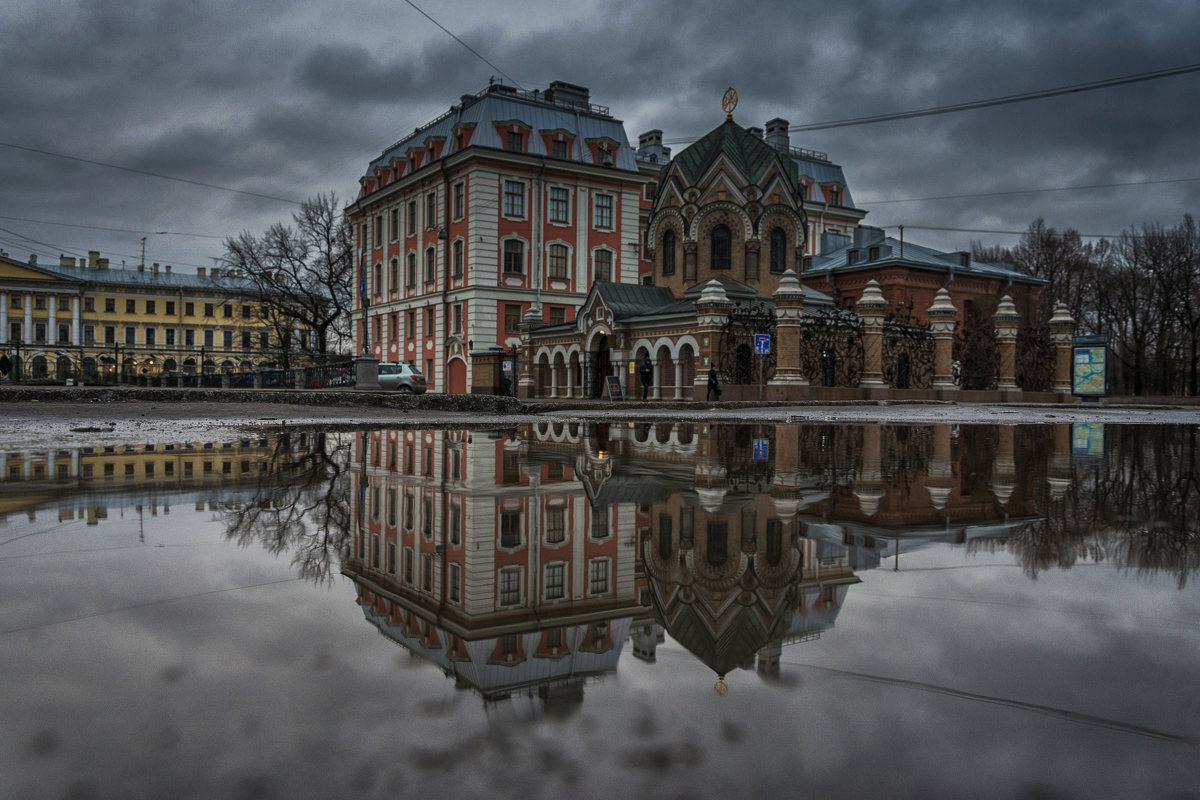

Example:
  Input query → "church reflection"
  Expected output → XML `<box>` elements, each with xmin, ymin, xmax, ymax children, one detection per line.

<box><xmin>341</xmin><ymin>419</ymin><xmax>1096</xmax><ymax>710</ymax></box>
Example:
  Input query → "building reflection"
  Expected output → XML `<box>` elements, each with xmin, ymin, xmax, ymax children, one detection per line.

<box><xmin>0</xmin><ymin>433</ymin><xmax>318</xmax><ymax>527</ymax></box>
<box><xmin>344</xmin><ymin>420</ymin><xmax>1068</xmax><ymax>708</ymax></box>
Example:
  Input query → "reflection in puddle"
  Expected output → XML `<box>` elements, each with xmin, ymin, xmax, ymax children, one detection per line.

<box><xmin>1</xmin><ymin>421</ymin><xmax>1198</xmax><ymax>795</ymax></box>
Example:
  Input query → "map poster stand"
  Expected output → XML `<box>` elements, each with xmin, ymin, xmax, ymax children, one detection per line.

<box><xmin>1072</xmin><ymin>336</ymin><xmax>1107</xmax><ymax>399</ymax></box>
<box><xmin>605</xmin><ymin>376</ymin><xmax>624</xmax><ymax>401</ymax></box>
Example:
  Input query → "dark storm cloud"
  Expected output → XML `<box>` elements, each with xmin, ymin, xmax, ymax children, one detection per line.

<box><xmin>1</xmin><ymin>0</ymin><xmax>1197</xmax><ymax>268</ymax></box>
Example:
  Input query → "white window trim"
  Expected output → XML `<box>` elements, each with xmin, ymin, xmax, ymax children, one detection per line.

<box><xmin>592</xmin><ymin>192</ymin><xmax>615</xmax><ymax>230</ymax></box>
<box><xmin>587</xmin><ymin>557</ymin><xmax>612</xmax><ymax>597</ymax></box>
<box><xmin>545</xmin><ymin>240</ymin><xmax>573</xmax><ymax>281</ymax></box>
<box><xmin>498</xmin><ymin>565</ymin><xmax>524</xmax><ymax>607</ymax></box>
<box><xmin>547</xmin><ymin>184</ymin><xmax>572</xmax><ymax>226</ymax></box>
<box><xmin>502</xmin><ymin>179</ymin><xmax>527</xmax><ymax>220</ymax></box>
<box><xmin>542</xmin><ymin>561</ymin><xmax>568</xmax><ymax>601</ymax></box>
<box><xmin>501</xmin><ymin>235</ymin><xmax>529</xmax><ymax>276</ymax></box>
<box><xmin>590</xmin><ymin>245</ymin><xmax>616</xmax><ymax>283</ymax></box>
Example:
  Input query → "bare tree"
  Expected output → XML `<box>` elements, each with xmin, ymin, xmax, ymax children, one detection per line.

<box><xmin>224</xmin><ymin>193</ymin><xmax>354</xmax><ymax>360</ymax></box>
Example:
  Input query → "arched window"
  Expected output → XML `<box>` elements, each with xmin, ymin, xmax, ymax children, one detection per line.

<box><xmin>770</xmin><ymin>227</ymin><xmax>787</xmax><ymax>273</ymax></box>
<box><xmin>662</xmin><ymin>230</ymin><xmax>676</xmax><ymax>275</ymax></box>
<box><xmin>711</xmin><ymin>224</ymin><xmax>731</xmax><ymax>270</ymax></box>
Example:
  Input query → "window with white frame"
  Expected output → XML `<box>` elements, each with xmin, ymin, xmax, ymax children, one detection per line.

<box><xmin>592</xmin><ymin>194</ymin><xmax>613</xmax><ymax>229</ymax></box>
<box><xmin>449</xmin><ymin>563</ymin><xmax>461</xmax><ymax>602</ymax></box>
<box><xmin>500</xmin><ymin>510</ymin><xmax>521</xmax><ymax>548</ymax></box>
<box><xmin>499</xmin><ymin>567</ymin><xmax>522</xmax><ymax>606</ymax></box>
<box><xmin>588</xmin><ymin>559</ymin><xmax>609</xmax><ymax>594</ymax></box>
<box><xmin>406</xmin><ymin>201</ymin><xmax>416</xmax><ymax>235</ymax></box>
<box><xmin>545</xmin><ymin>506</ymin><xmax>565</xmax><ymax>543</ymax></box>
<box><xmin>406</xmin><ymin>253</ymin><xmax>416</xmax><ymax>288</ymax></box>
<box><xmin>425</xmin><ymin>192</ymin><xmax>437</xmax><ymax>228</ymax></box>
<box><xmin>503</xmin><ymin>240</ymin><xmax>524</xmax><ymax>274</ymax></box>
<box><xmin>390</xmin><ymin>258</ymin><xmax>399</xmax><ymax>292</ymax></box>
<box><xmin>424</xmin><ymin>247</ymin><xmax>436</xmax><ymax>284</ymax></box>
<box><xmin>452</xmin><ymin>239</ymin><xmax>463</xmax><ymax>277</ymax></box>
<box><xmin>548</xmin><ymin>244</ymin><xmax>569</xmax><ymax>279</ymax></box>
<box><xmin>593</xmin><ymin>249</ymin><xmax>612</xmax><ymax>282</ymax></box>
<box><xmin>453</xmin><ymin>182</ymin><xmax>465</xmax><ymax>219</ymax></box>
<box><xmin>545</xmin><ymin>563</ymin><xmax>565</xmax><ymax>599</ymax></box>
<box><xmin>503</xmin><ymin>180</ymin><xmax>524</xmax><ymax>217</ymax></box>
<box><xmin>389</xmin><ymin>207</ymin><xmax>399</xmax><ymax>242</ymax></box>
<box><xmin>549</xmin><ymin>187</ymin><xmax>569</xmax><ymax>224</ymax></box>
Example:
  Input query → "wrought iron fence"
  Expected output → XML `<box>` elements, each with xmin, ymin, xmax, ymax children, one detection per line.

<box><xmin>717</xmin><ymin>301</ymin><xmax>776</xmax><ymax>385</ymax></box>
<box><xmin>1016</xmin><ymin>324</ymin><xmax>1054</xmax><ymax>391</ymax></box>
<box><xmin>797</xmin><ymin>308</ymin><xmax>863</xmax><ymax>387</ymax></box>
<box><xmin>883</xmin><ymin>314</ymin><xmax>934</xmax><ymax>390</ymax></box>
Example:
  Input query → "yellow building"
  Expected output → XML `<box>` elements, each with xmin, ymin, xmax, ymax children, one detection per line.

<box><xmin>0</xmin><ymin>250</ymin><xmax>311</xmax><ymax>382</ymax></box>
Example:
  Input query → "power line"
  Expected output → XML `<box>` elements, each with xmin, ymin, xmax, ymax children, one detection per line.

<box><xmin>0</xmin><ymin>214</ymin><xmax>226</xmax><ymax>239</ymax></box>
<box><xmin>0</xmin><ymin>140</ymin><xmax>303</xmax><ymax>205</ymax></box>
<box><xmin>660</xmin><ymin>61</ymin><xmax>1200</xmax><ymax>145</ymax></box>
<box><xmin>859</xmin><ymin>175</ymin><xmax>1200</xmax><ymax>205</ymax></box>
<box><xmin>401</xmin><ymin>0</ymin><xmax>521</xmax><ymax>89</ymax></box>
<box><xmin>870</xmin><ymin>223</ymin><xmax>1137</xmax><ymax>240</ymax></box>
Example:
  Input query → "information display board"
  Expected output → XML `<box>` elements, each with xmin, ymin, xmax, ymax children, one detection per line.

<box><xmin>605</xmin><ymin>376</ymin><xmax>624</xmax><ymax>401</ymax></box>
<box><xmin>1072</xmin><ymin>337</ymin><xmax>1108</xmax><ymax>396</ymax></box>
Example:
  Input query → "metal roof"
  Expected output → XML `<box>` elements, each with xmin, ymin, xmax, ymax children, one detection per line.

<box><xmin>671</xmin><ymin>120</ymin><xmax>800</xmax><ymax>188</ymax></box>
<box><xmin>809</xmin><ymin>235</ymin><xmax>1046</xmax><ymax>285</ymax></box>
<box><xmin>12</xmin><ymin>259</ymin><xmax>258</xmax><ymax>292</ymax></box>
<box><xmin>366</xmin><ymin>84</ymin><xmax>639</xmax><ymax>177</ymax></box>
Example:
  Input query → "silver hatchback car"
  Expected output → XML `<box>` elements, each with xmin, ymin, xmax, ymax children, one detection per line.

<box><xmin>377</xmin><ymin>362</ymin><xmax>427</xmax><ymax>393</ymax></box>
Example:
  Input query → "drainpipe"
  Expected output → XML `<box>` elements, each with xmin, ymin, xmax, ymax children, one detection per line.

<box><xmin>534</xmin><ymin>156</ymin><xmax>547</xmax><ymax>312</ymax></box>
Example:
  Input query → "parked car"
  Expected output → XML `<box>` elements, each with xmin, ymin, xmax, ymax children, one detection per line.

<box><xmin>377</xmin><ymin>362</ymin><xmax>426</xmax><ymax>393</ymax></box>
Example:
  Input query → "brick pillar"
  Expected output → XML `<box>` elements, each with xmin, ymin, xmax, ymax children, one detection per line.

<box><xmin>928</xmin><ymin>288</ymin><xmax>958</xmax><ymax>391</ymax></box>
<box><xmin>694</xmin><ymin>280</ymin><xmax>730</xmax><ymax>400</ymax></box>
<box><xmin>772</xmin><ymin>270</ymin><xmax>806</xmax><ymax>385</ymax></box>
<box><xmin>1048</xmin><ymin>302</ymin><xmax>1075</xmax><ymax>394</ymax></box>
<box><xmin>927</xmin><ymin>424</ymin><xmax>953</xmax><ymax>512</ymax></box>
<box><xmin>858</xmin><ymin>280</ymin><xmax>887</xmax><ymax>388</ymax></box>
<box><xmin>993</xmin><ymin>295</ymin><xmax>1020</xmax><ymax>391</ymax></box>
<box><xmin>855</xmin><ymin>425</ymin><xmax>885</xmax><ymax>517</ymax></box>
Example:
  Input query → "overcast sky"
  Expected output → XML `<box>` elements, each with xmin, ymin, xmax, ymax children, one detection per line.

<box><xmin>2</xmin><ymin>0</ymin><xmax>1198</xmax><ymax>274</ymax></box>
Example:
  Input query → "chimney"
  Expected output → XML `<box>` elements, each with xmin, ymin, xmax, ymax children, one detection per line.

<box><xmin>165</xmin><ymin>265</ymin><xmax>172</xmax><ymax>273</ymax></box>
<box><xmin>137</xmin><ymin>263</ymin><xmax>144</xmax><ymax>272</ymax></box>
<box><xmin>197</xmin><ymin>267</ymin><xmax>206</xmax><ymax>277</ymax></box>
<box><xmin>88</xmin><ymin>250</ymin><xmax>100</xmax><ymax>269</ymax></box>
<box><xmin>820</xmin><ymin>230</ymin><xmax>851</xmax><ymax>255</ymax></box>
<box><xmin>543</xmin><ymin>80</ymin><xmax>590</xmax><ymax>109</ymax></box>
<box><xmin>637</xmin><ymin>129</ymin><xmax>670</xmax><ymax>163</ymax></box>
<box><xmin>152</xmin><ymin>263</ymin><xmax>160</xmax><ymax>273</ymax></box>
<box><xmin>28</xmin><ymin>254</ymin><xmax>37</xmax><ymax>265</ymax></box>
<box><xmin>78</xmin><ymin>258</ymin><xmax>86</xmax><ymax>267</ymax></box>
<box><xmin>61</xmin><ymin>254</ymin><xmax>74</xmax><ymax>267</ymax></box>
<box><xmin>853</xmin><ymin>225</ymin><xmax>886</xmax><ymax>249</ymax></box>
<box><xmin>747</xmin><ymin>126</ymin><xmax>764</xmax><ymax>139</ymax></box>
<box><xmin>98</xmin><ymin>258</ymin><xmax>109</xmax><ymax>270</ymax></box>
<box><xmin>765</xmin><ymin>118</ymin><xmax>790</xmax><ymax>152</ymax></box>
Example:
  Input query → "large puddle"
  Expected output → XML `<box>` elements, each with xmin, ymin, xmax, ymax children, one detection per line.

<box><xmin>2</xmin><ymin>422</ymin><xmax>1198</xmax><ymax>798</ymax></box>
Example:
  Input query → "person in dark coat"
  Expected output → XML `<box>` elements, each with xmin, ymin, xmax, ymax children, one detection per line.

<box><xmin>638</xmin><ymin>357</ymin><xmax>653</xmax><ymax>400</ymax></box>
<box><xmin>707</xmin><ymin>365</ymin><xmax>721</xmax><ymax>401</ymax></box>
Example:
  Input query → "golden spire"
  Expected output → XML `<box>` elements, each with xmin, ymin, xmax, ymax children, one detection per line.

<box><xmin>722</xmin><ymin>87</ymin><xmax>738</xmax><ymax>121</ymax></box>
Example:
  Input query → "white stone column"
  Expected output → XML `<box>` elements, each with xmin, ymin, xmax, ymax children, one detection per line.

<box><xmin>652</xmin><ymin>358</ymin><xmax>662</xmax><ymax>400</ymax></box>
<box><xmin>72</xmin><ymin>296</ymin><xmax>81</xmax><ymax>345</ymax></box>
<box><xmin>550</xmin><ymin>359</ymin><xmax>559</xmax><ymax>397</ymax></box>
<box><xmin>674</xmin><ymin>360</ymin><xmax>684</xmax><ymax>400</ymax></box>
<box><xmin>48</xmin><ymin>295</ymin><xmax>57</xmax><ymax>344</ymax></box>
<box><xmin>1</xmin><ymin>292</ymin><xmax>8</xmax><ymax>342</ymax></box>
<box><xmin>24</xmin><ymin>293</ymin><xmax>33</xmax><ymax>343</ymax></box>
<box><xmin>565</xmin><ymin>359</ymin><xmax>574</xmax><ymax>397</ymax></box>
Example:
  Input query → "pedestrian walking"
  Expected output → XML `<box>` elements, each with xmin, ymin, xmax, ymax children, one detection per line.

<box><xmin>706</xmin><ymin>365</ymin><xmax>721</xmax><ymax>401</ymax></box>
<box><xmin>638</xmin><ymin>356</ymin><xmax>654</xmax><ymax>401</ymax></box>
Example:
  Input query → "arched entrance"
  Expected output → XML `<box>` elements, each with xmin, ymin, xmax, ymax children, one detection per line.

<box><xmin>589</xmin><ymin>334</ymin><xmax>610</xmax><ymax>398</ymax></box>
<box><xmin>447</xmin><ymin>358</ymin><xmax>466</xmax><ymax>394</ymax></box>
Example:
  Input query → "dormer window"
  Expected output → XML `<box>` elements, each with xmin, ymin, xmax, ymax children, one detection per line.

<box><xmin>868</xmin><ymin>245</ymin><xmax>880</xmax><ymax>261</ymax></box>
<box><xmin>552</xmin><ymin>139</ymin><xmax>568</xmax><ymax>159</ymax></box>
<box><xmin>599</xmin><ymin>145</ymin><xmax>613</xmax><ymax>166</ymax></box>
<box><xmin>506</xmin><ymin>131</ymin><xmax>524</xmax><ymax>152</ymax></box>
<box><xmin>848</xmin><ymin>249</ymin><xmax>859</xmax><ymax>266</ymax></box>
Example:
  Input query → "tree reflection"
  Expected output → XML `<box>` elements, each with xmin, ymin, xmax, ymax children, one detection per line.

<box><xmin>1008</xmin><ymin>426</ymin><xmax>1200</xmax><ymax>587</ymax></box>
<box><xmin>221</xmin><ymin>431</ymin><xmax>352</xmax><ymax>584</ymax></box>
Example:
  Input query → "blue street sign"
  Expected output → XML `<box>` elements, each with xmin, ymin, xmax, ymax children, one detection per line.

<box><xmin>752</xmin><ymin>439</ymin><xmax>769</xmax><ymax>461</ymax></box>
<box><xmin>754</xmin><ymin>334</ymin><xmax>771</xmax><ymax>354</ymax></box>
